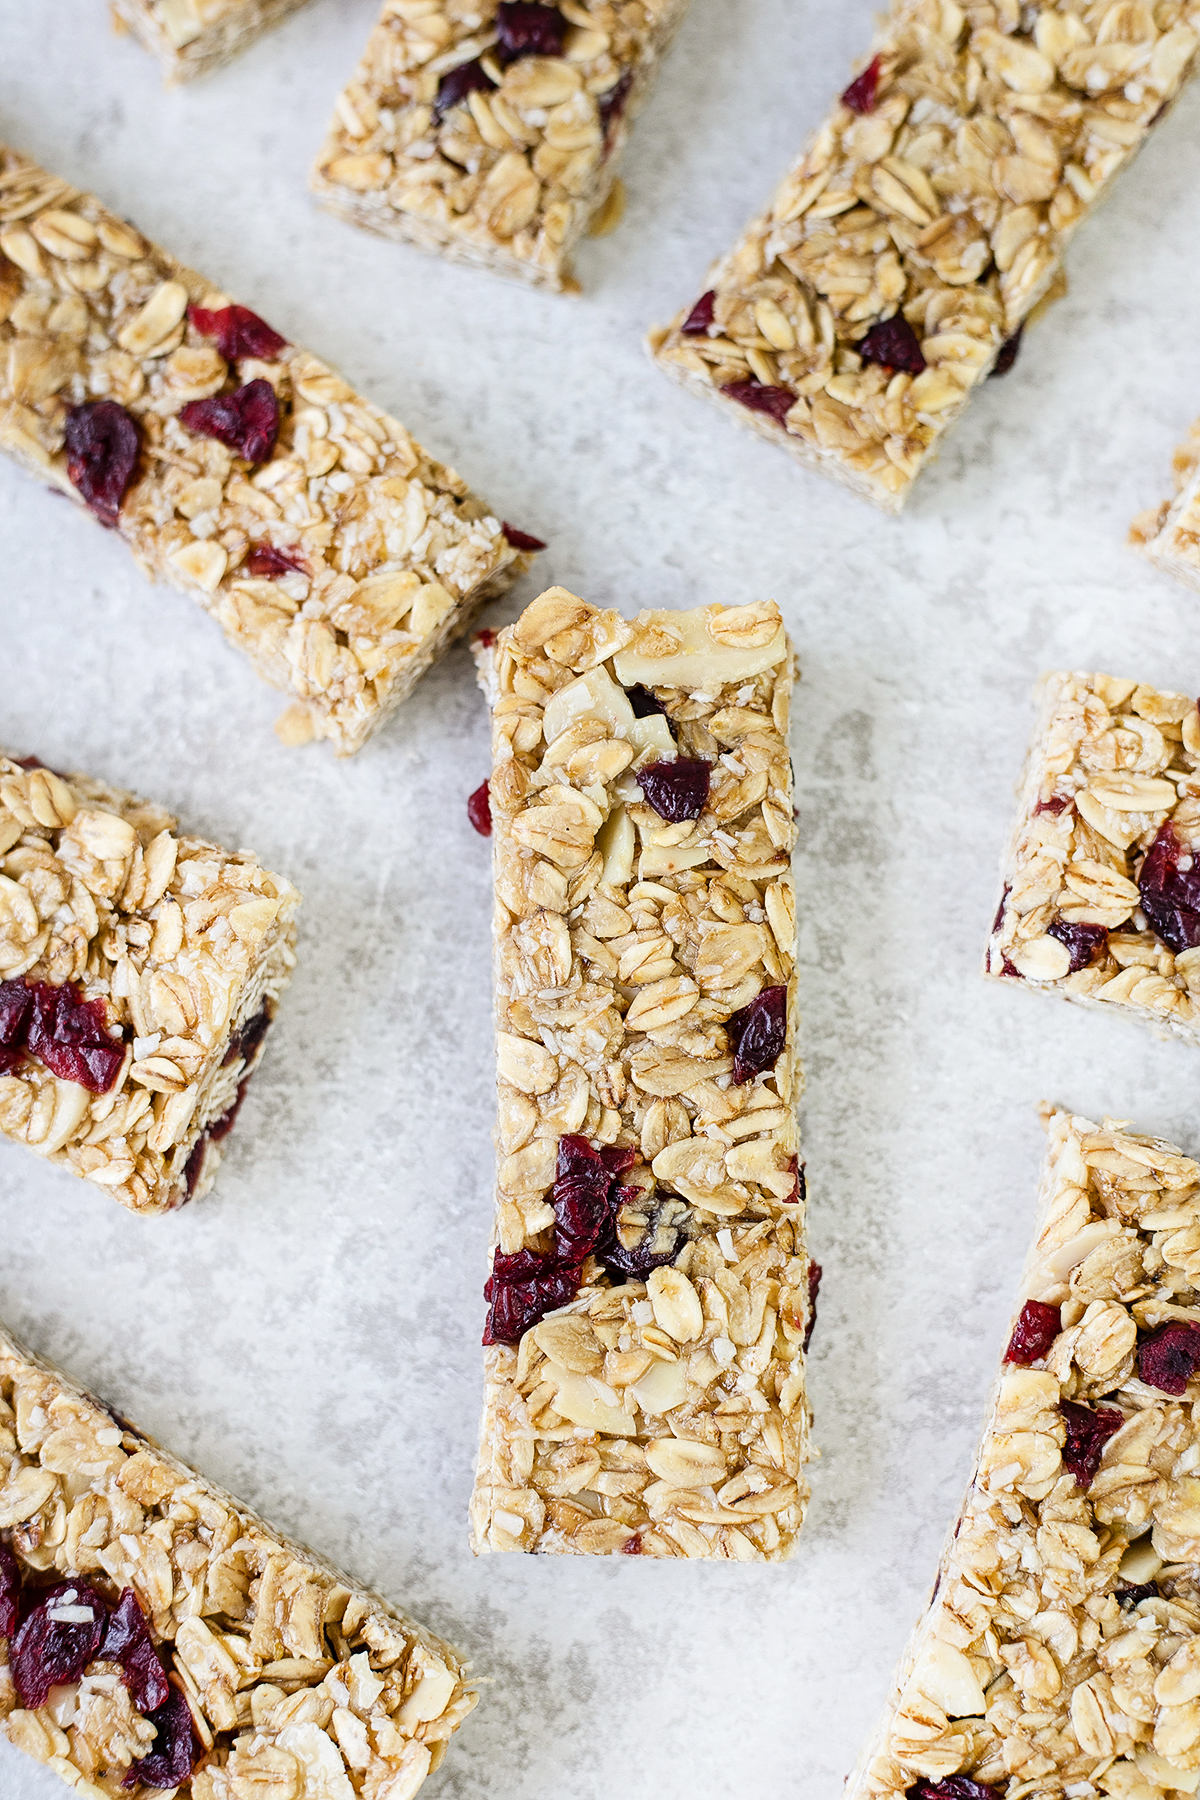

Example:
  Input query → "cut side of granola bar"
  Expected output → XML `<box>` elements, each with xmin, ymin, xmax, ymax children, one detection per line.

<box><xmin>310</xmin><ymin>0</ymin><xmax>693</xmax><ymax>293</ymax></box>
<box><xmin>111</xmin><ymin>0</ymin><xmax>314</xmax><ymax>83</ymax></box>
<box><xmin>650</xmin><ymin>1</ymin><xmax>1200</xmax><ymax>513</ymax></box>
<box><xmin>985</xmin><ymin>673</ymin><xmax>1200</xmax><ymax>1048</ymax></box>
<box><xmin>0</xmin><ymin>1323</ymin><xmax>476</xmax><ymax>1798</ymax></box>
<box><xmin>470</xmin><ymin>589</ymin><xmax>813</xmax><ymax>1560</ymax></box>
<box><xmin>846</xmin><ymin>1109</ymin><xmax>1200</xmax><ymax>1800</ymax></box>
<box><xmin>1133</xmin><ymin>416</ymin><xmax>1200</xmax><ymax>596</ymax></box>
<box><xmin>0</xmin><ymin>144</ymin><xmax>537</xmax><ymax>755</ymax></box>
<box><xmin>0</xmin><ymin>750</ymin><xmax>299</xmax><ymax>1216</ymax></box>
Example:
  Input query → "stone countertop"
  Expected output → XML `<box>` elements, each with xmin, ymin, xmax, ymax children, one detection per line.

<box><xmin>3</xmin><ymin>1</ymin><xmax>1200</xmax><ymax>1796</ymax></box>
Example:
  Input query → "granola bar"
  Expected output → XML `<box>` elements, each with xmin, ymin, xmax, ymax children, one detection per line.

<box><xmin>469</xmin><ymin>589</ymin><xmax>813</xmax><ymax>1560</ymax></box>
<box><xmin>0</xmin><ymin>146</ymin><xmax>536</xmax><ymax>757</ymax></box>
<box><xmin>310</xmin><ymin>0</ymin><xmax>692</xmax><ymax>294</ymax></box>
<box><xmin>0</xmin><ymin>1321</ymin><xmax>476</xmax><ymax>1798</ymax></box>
<box><xmin>847</xmin><ymin>1108</ymin><xmax>1200</xmax><ymax>1800</ymax></box>
<box><xmin>111</xmin><ymin>0</ymin><xmax>313</xmax><ymax>83</ymax></box>
<box><xmin>985</xmin><ymin>671</ymin><xmax>1200</xmax><ymax>1047</ymax></box>
<box><xmin>0</xmin><ymin>748</ymin><xmax>298</xmax><ymax>1217</ymax></box>
<box><xmin>649</xmin><ymin>1</ymin><xmax>1200</xmax><ymax>514</ymax></box>
<box><xmin>1132</xmin><ymin>416</ymin><xmax>1200</xmax><ymax>595</ymax></box>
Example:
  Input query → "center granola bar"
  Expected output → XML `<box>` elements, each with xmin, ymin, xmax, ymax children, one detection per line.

<box><xmin>470</xmin><ymin>589</ymin><xmax>814</xmax><ymax>1560</ymax></box>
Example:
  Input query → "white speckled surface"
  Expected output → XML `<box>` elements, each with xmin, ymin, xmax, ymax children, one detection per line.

<box><xmin>3</xmin><ymin>3</ymin><xmax>1200</xmax><ymax>1796</ymax></box>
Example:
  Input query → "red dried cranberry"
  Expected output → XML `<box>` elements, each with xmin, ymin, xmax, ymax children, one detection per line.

<box><xmin>600</xmin><ymin>1186</ymin><xmax>683</xmax><ymax>1283</ymax></box>
<box><xmin>722</xmin><ymin>379</ymin><xmax>796</xmax><ymax>427</ymax></box>
<box><xmin>245</xmin><ymin>543</ymin><xmax>306</xmax><ymax>579</ymax></box>
<box><xmin>24</xmin><ymin>980</ymin><xmax>125</xmax><ymax>1092</ymax></box>
<box><xmin>1005</xmin><ymin>1299</ymin><xmax>1061</xmax><ymax>1365</ymax></box>
<box><xmin>1060</xmin><ymin>1399</ymin><xmax>1123</xmax><ymax>1489</ymax></box>
<box><xmin>1139</xmin><ymin>1321</ymin><xmax>1200</xmax><ymax>1396</ymax></box>
<box><xmin>804</xmin><ymin>1260</ymin><xmax>822</xmax><ymax>1352</ymax></box>
<box><xmin>124</xmin><ymin>1685</ymin><xmax>199</xmax><ymax>1790</ymax></box>
<box><xmin>222</xmin><ymin>1005</ymin><xmax>271</xmax><ymax>1069</ymax></box>
<box><xmin>626</xmin><ymin>684</ymin><xmax>666</xmax><ymax>720</ymax></box>
<box><xmin>434</xmin><ymin>56</ymin><xmax>497</xmax><ymax>120</ymax></box>
<box><xmin>0</xmin><ymin>1542</ymin><xmax>20</xmax><ymax>1639</ymax></box>
<box><xmin>65</xmin><ymin>401</ymin><xmax>141</xmax><ymax>528</ymax></box>
<box><xmin>990</xmin><ymin>885</ymin><xmax>1011</xmax><ymax>936</ymax></box>
<box><xmin>1117</xmin><ymin>1582</ymin><xmax>1158</xmax><ymax>1608</ymax></box>
<box><xmin>599</xmin><ymin>70</ymin><xmax>633</xmax><ymax>142</ymax></box>
<box><xmin>858</xmin><ymin>315</ymin><xmax>926</xmax><ymax>374</ymax></box>
<box><xmin>179</xmin><ymin>379</ymin><xmax>279</xmax><ymax>466</ymax></box>
<box><xmin>501</xmin><ymin>522</ymin><xmax>547</xmax><ymax>552</ymax></box>
<box><xmin>0</xmin><ymin>979</ymin><xmax>33</xmax><ymax>1076</ymax></box>
<box><xmin>681</xmin><ymin>291</ymin><xmax>716</xmax><ymax>336</ymax></box>
<box><xmin>990</xmin><ymin>327</ymin><xmax>1023</xmax><ymax>378</ymax></box>
<box><xmin>551</xmin><ymin>1136</ymin><xmax>633</xmax><ymax>1264</ymax></box>
<box><xmin>12</xmin><ymin>1582</ymin><xmax>108</xmax><ymax>1709</ymax></box>
<box><xmin>183</xmin><ymin>1133</ymin><xmax>207</xmax><ymax>1199</ymax></box>
<box><xmin>478</xmin><ymin>628</ymin><xmax>496</xmax><ymax>648</ymax></box>
<box><xmin>468</xmin><ymin>779</ymin><xmax>493</xmax><ymax>837</ymax></box>
<box><xmin>907</xmin><ymin>1781</ymin><xmax>1003</xmax><ymax>1800</ymax></box>
<box><xmin>727</xmin><ymin>985</ymin><xmax>787</xmax><ymax>1085</ymax></box>
<box><xmin>483</xmin><ymin>1248</ymin><xmax>581</xmax><ymax>1344</ymax></box>
<box><xmin>620</xmin><ymin>1533</ymin><xmax>644</xmax><ymax>1554</ymax></box>
<box><xmin>101</xmin><ymin>1589</ymin><xmax>169</xmax><ymax>1714</ymax></box>
<box><xmin>841</xmin><ymin>54</ymin><xmax>882</xmax><ymax>114</ymax></box>
<box><xmin>1047</xmin><ymin>919</ymin><xmax>1107</xmax><ymax>973</ymax></box>
<box><xmin>1035</xmin><ymin>795</ymin><xmax>1071</xmax><ymax>816</ymax></box>
<box><xmin>209</xmin><ymin>1073</ymin><xmax>251</xmax><ymax>1144</ymax></box>
<box><xmin>188</xmin><ymin>303</ymin><xmax>286</xmax><ymax>362</ymax></box>
<box><xmin>638</xmin><ymin>758</ymin><xmax>710</xmax><ymax>822</ymax></box>
<box><xmin>495</xmin><ymin>1</ymin><xmax>566</xmax><ymax>64</ymax></box>
<box><xmin>1000</xmin><ymin>957</ymin><xmax>1022</xmax><ymax>979</ymax></box>
<box><xmin>1139</xmin><ymin>822</ymin><xmax>1200</xmax><ymax>954</ymax></box>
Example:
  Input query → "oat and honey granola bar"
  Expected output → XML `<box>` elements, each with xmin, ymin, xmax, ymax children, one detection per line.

<box><xmin>470</xmin><ymin>589</ymin><xmax>814</xmax><ymax>1560</ymax></box>
<box><xmin>310</xmin><ymin>0</ymin><xmax>692</xmax><ymax>293</ymax></box>
<box><xmin>650</xmin><ymin>1</ymin><xmax>1200</xmax><ymax>514</ymax></box>
<box><xmin>1132</xmin><ymin>416</ymin><xmax>1200</xmax><ymax>596</ymax></box>
<box><xmin>0</xmin><ymin>1322</ymin><xmax>476</xmax><ymax>1799</ymax></box>
<box><xmin>985</xmin><ymin>672</ymin><xmax>1200</xmax><ymax>1047</ymax></box>
<box><xmin>0</xmin><ymin>749</ymin><xmax>298</xmax><ymax>1217</ymax></box>
<box><xmin>0</xmin><ymin>145</ymin><xmax>536</xmax><ymax>757</ymax></box>
<box><xmin>111</xmin><ymin>0</ymin><xmax>313</xmax><ymax>83</ymax></box>
<box><xmin>847</xmin><ymin>1108</ymin><xmax>1200</xmax><ymax>1800</ymax></box>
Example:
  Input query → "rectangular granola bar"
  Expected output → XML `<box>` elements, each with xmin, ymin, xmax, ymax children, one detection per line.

<box><xmin>985</xmin><ymin>671</ymin><xmax>1200</xmax><ymax>1046</ymax></box>
<box><xmin>0</xmin><ymin>145</ymin><xmax>535</xmax><ymax>756</ymax></box>
<box><xmin>0</xmin><ymin>1321</ymin><xmax>475</xmax><ymax>1798</ymax></box>
<box><xmin>310</xmin><ymin>0</ymin><xmax>692</xmax><ymax>293</ymax></box>
<box><xmin>0</xmin><ymin>748</ymin><xmax>298</xmax><ymax>1216</ymax></box>
<box><xmin>846</xmin><ymin>1108</ymin><xmax>1200</xmax><ymax>1800</ymax></box>
<box><xmin>470</xmin><ymin>588</ymin><xmax>813</xmax><ymax>1559</ymax></box>
<box><xmin>650</xmin><ymin>2</ymin><xmax>1200</xmax><ymax>514</ymax></box>
<box><xmin>111</xmin><ymin>0</ymin><xmax>313</xmax><ymax>83</ymax></box>
<box><xmin>1132</xmin><ymin>416</ymin><xmax>1200</xmax><ymax>594</ymax></box>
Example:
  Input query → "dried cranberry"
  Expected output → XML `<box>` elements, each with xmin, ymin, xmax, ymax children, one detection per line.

<box><xmin>245</xmin><ymin>543</ymin><xmax>306</xmax><ymax>579</ymax></box>
<box><xmin>65</xmin><ymin>401</ymin><xmax>140</xmax><ymax>528</ymax></box>
<box><xmin>1035</xmin><ymin>795</ymin><xmax>1071</xmax><ymax>816</ymax></box>
<box><xmin>907</xmin><ymin>1781</ymin><xmax>1003</xmax><ymax>1800</ymax></box>
<box><xmin>1139</xmin><ymin>822</ymin><xmax>1200</xmax><ymax>954</ymax></box>
<box><xmin>599</xmin><ymin>70</ymin><xmax>633</xmax><ymax>141</ymax></box>
<box><xmin>1117</xmin><ymin>1582</ymin><xmax>1158</xmax><ymax>1608</ymax></box>
<box><xmin>495</xmin><ymin>1</ymin><xmax>567</xmax><ymax>64</ymax></box>
<box><xmin>990</xmin><ymin>327</ymin><xmax>1023</xmax><ymax>378</ymax></box>
<box><xmin>0</xmin><ymin>1542</ymin><xmax>20</xmax><ymax>1639</ymax></box>
<box><xmin>24</xmin><ymin>980</ymin><xmax>125</xmax><ymax>1092</ymax></box>
<box><xmin>551</xmin><ymin>1136</ymin><xmax>632</xmax><ymax>1263</ymax></box>
<box><xmin>179</xmin><ymin>379</ymin><xmax>279</xmax><ymax>466</ymax></box>
<box><xmin>434</xmin><ymin>56</ymin><xmax>497</xmax><ymax>121</ymax></box>
<box><xmin>990</xmin><ymin>885</ymin><xmax>1011</xmax><ymax>936</ymax></box>
<box><xmin>722</xmin><ymin>379</ymin><xmax>796</xmax><ymax>427</ymax></box>
<box><xmin>1005</xmin><ymin>1299</ymin><xmax>1061</xmax><ymax>1365</ymax></box>
<box><xmin>223</xmin><ymin>1005</ymin><xmax>271</xmax><ymax>1069</ymax></box>
<box><xmin>12</xmin><ymin>1582</ymin><xmax>108</xmax><ymax>1709</ymax></box>
<box><xmin>600</xmin><ymin>1186</ymin><xmax>683</xmax><ymax>1283</ymax></box>
<box><xmin>1047</xmin><ymin>919</ymin><xmax>1108</xmax><ymax>974</ymax></box>
<box><xmin>0</xmin><ymin>979</ymin><xmax>33</xmax><ymax>1076</ymax></box>
<box><xmin>620</xmin><ymin>1533</ymin><xmax>644</xmax><ymax>1554</ymax></box>
<box><xmin>477</xmin><ymin>628</ymin><xmax>496</xmax><ymax>648</ymax></box>
<box><xmin>188</xmin><ymin>303</ymin><xmax>286</xmax><ymax>362</ymax></box>
<box><xmin>1000</xmin><ymin>957</ymin><xmax>1022</xmax><ymax>979</ymax></box>
<box><xmin>468</xmin><ymin>779</ymin><xmax>493</xmax><ymax>837</ymax></box>
<box><xmin>483</xmin><ymin>1248</ymin><xmax>581</xmax><ymax>1344</ymax></box>
<box><xmin>858</xmin><ymin>315</ymin><xmax>926</xmax><ymax>374</ymax></box>
<box><xmin>1060</xmin><ymin>1399</ymin><xmax>1123</xmax><ymax>1489</ymax></box>
<box><xmin>681</xmin><ymin>291</ymin><xmax>716</xmax><ymax>336</ymax></box>
<box><xmin>1139</xmin><ymin>1321</ymin><xmax>1200</xmax><ymax>1396</ymax></box>
<box><xmin>625</xmin><ymin>686</ymin><xmax>674</xmax><ymax>733</ymax></box>
<box><xmin>124</xmin><ymin>1686</ymin><xmax>198</xmax><ymax>1790</ymax></box>
<box><xmin>101</xmin><ymin>1589</ymin><xmax>169</xmax><ymax>1714</ymax></box>
<box><xmin>841</xmin><ymin>54</ymin><xmax>881</xmax><ymax>114</ymax></box>
<box><xmin>727</xmin><ymin>985</ymin><xmax>787</xmax><ymax>1085</ymax></box>
<box><xmin>804</xmin><ymin>1260</ymin><xmax>822</xmax><ymax>1352</ymax></box>
<box><xmin>209</xmin><ymin>1073</ymin><xmax>252</xmax><ymax>1144</ymax></box>
<box><xmin>638</xmin><ymin>758</ymin><xmax>710</xmax><ymax>823</ymax></box>
<box><xmin>501</xmin><ymin>522</ymin><xmax>546</xmax><ymax>552</ymax></box>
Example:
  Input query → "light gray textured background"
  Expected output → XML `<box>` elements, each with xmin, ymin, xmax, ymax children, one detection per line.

<box><xmin>3</xmin><ymin>3</ymin><xmax>1200</xmax><ymax>1796</ymax></box>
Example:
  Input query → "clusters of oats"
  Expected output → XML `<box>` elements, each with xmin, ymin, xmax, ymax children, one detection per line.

<box><xmin>110</xmin><ymin>0</ymin><xmax>314</xmax><ymax>82</ymax></box>
<box><xmin>311</xmin><ymin>0</ymin><xmax>692</xmax><ymax>292</ymax></box>
<box><xmin>848</xmin><ymin>1111</ymin><xmax>1200</xmax><ymax>1800</ymax></box>
<box><xmin>470</xmin><ymin>589</ymin><xmax>813</xmax><ymax>1561</ymax></box>
<box><xmin>0</xmin><ymin>751</ymin><xmax>298</xmax><ymax>1216</ymax></box>
<box><xmin>0</xmin><ymin>146</ymin><xmax>531</xmax><ymax>756</ymax></box>
<box><xmin>1132</xmin><ymin>417</ymin><xmax>1200</xmax><ymax>597</ymax></box>
<box><xmin>0</xmin><ymin>1324</ymin><xmax>475</xmax><ymax>1799</ymax></box>
<box><xmin>650</xmin><ymin>0</ymin><xmax>1200</xmax><ymax>513</ymax></box>
<box><xmin>986</xmin><ymin>673</ymin><xmax>1200</xmax><ymax>1048</ymax></box>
